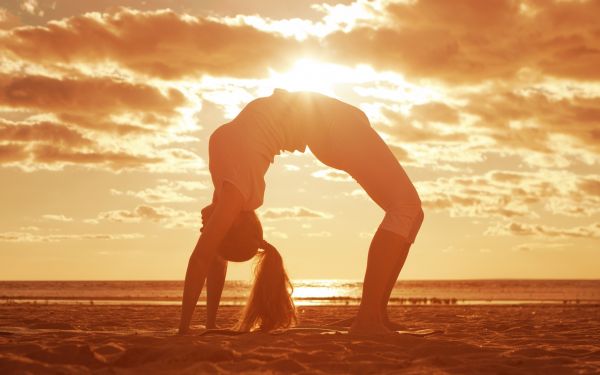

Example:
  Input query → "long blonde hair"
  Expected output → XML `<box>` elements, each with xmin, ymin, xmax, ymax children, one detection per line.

<box><xmin>236</xmin><ymin>239</ymin><xmax>296</xmax><ymax>332</ymax></box>
<box><xmin>201</xmin><ymin>204</ymin><xmax>296</xmax><ymax>331</ymax></box>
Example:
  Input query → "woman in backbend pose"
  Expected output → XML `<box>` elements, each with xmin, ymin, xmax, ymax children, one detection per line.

<box><xmin>178</xmin><ymin>88</ymin><xmax>424</xmax><ymax>335</ymax></box>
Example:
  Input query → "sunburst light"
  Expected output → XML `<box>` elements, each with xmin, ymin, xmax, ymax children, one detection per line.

<box><xmin>268</xmin><ymin>58</ymin><xmax>348</xmax><ymax>95</ymax></box>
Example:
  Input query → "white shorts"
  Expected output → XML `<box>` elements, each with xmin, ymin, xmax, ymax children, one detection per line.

<box><xmin>308</xmin><ymin>107</ymin><xmax>424</xmax><ymax>243</ymax></box>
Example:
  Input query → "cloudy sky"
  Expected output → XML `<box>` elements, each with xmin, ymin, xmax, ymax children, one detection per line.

<box><xmin>0</xmin><ymin>0</ymin><xmax>598</xmax><ymax>280</ymax></box>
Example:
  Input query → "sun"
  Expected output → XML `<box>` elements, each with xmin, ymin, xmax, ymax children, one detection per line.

<box><xmin>268</xmin><ymin>58</ymin><xmax>343</xmax><ymax>95</ymax></box>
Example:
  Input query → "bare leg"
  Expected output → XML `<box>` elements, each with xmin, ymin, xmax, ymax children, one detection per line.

<box><xmin>380</xmin><ymin>242</ymin><xmax>410</xmax><ymax>330</ymax></box>
<box><xmin>206</xmin><ymin>256</ymin><xmax>228</xmax><ymax>329</ymax></box>
<box><xmin>179</xmin><ymin>241</ymin><xmax>207</xmax><ymax>333</ymax></box>
<box><xmin>307</xmin><ymin>108</ymin><xmax>422</xmax><ymax>334</ymax></box>
<box><xmin>350</xmin><ymin>228</ymin><xmax>410</xmax><ymax>334</ymax></box>
<box><xmin>327</xmin><ymin>247</ymin><xmax>409</xmax><ymax>330</ymax></box>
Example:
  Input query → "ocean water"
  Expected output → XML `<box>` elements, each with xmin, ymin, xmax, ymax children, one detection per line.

<box><xmin>1</xmin><ymin>280</ymin><xmax>599</xmax><ymax>306</ymax></box>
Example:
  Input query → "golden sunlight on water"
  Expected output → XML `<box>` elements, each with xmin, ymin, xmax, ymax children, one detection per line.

<box><xmin>291</xmin><ymin>280</ymin><xmax>358</xmax><ymax>305</ymax></box>
<box><xmin>292</xmin><ymin>286</ymin><xmax>340</xmax><ymax>299</ymax></box>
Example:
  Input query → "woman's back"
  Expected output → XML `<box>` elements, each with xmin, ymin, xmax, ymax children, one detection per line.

<box><xmin>230</xmin><ymin>89</ymin><xmax>357</xmax><ymax>162</ymax></box>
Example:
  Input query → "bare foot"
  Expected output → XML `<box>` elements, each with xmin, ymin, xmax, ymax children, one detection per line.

<box><xmin>178</xmin><ymin>324</ymin><xmax>207</xmax><ymax>335</ymax></box>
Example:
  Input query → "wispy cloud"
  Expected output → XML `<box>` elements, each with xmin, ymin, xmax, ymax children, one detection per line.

<box><xmin>41</xmin><ymin>214</ymin><xmax>73</xmax><ymax>222</ymax></box>
<box><xmin>260</xmin><ymin>206</ymin><xmax>333</xmax><ymax>220</ymax></box>
<box><xmin>95</xmin><ymin>205</ymin><xmax>200</xmax><ymax>229</ymax></box>
<box><xmin>0</xmin><ymin>232</ymin><xmax>143</xmax><ymax>242</ymax></box>
<box><xmin>111</xmin><ymin>180</ymin><xmax>207</xmax><ymax>203</ymax></box>
<box><xmin>311</xmin><ymin>168</ymin><xmax>353</xmax><ymax>182</ymax></box>
<box><xmin>488</xmin><ymin>222</ymin><xmax>600</xmax><ymax>239</ymax></box>
<box><xmin>419</xmin><ymin>170</ymin><xmax>600</xmax><ymax>220</ymax></box>
<box><xmin>0</xmin><ymin>74</ymin><xmax>185</xmax><ymax>118</ymax></box>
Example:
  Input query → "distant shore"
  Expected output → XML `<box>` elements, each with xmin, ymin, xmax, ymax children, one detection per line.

<box><xmin>1</xmin><ymin>279</ymin><xmax>599</xmax><ymax>307</ymax></box>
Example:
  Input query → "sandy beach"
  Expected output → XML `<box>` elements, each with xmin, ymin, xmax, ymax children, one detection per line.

<box><xmin>0</xmin><ymin>304</ymin><xmax>598</xmax><ymax>374</ymax></box>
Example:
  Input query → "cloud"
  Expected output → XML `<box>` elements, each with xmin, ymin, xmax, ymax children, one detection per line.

<box><xmin>19</xmin><ymin>226</ymin><xmax>39</xmax><ymax>231</ymax></box>
<box><xmin>96</xmin><ymin>204</ymin><xmax>200</xmax><ymax>228</ymax></box>
<box><xmin>2</xmin><ymin>1</ymin><xmax>599</xmax><ymax>85</ymax></box>
<box><xmin>418</xmin><ymin>170</ymin><xmax>600</xmax><ymax>219</ymax></box>
<box><xmin>463</xmin><ymin>90</ymin><xmax>600</xmax><ymax>154</ymax></box>
<box><xmin>410</xmin><ymin>102</ymin><xmax>460</xmax><ymax>124</ymax></box>
<box><xmin>42</xmin><ymin>214</ymin><xmax>73</xmax><ymax>222</ymax></box>
<box><xmin>0</xmin><ymin>8</ymin><xmax>20</xmax><ymax>29</ymax></box>
<box><xmin>260</xmin><ymin>206</ymin><xmax>332</xmax><ymax>220</ymax></box>
<box><xmin>0</xmin><ymin>8</ymin><xmax>303</xmax><ymax>80</ymax></box>
<box><xmin>311</xmin><ymin>168</ymin><xmax>353</xmax><ymax>182</ymax></box>
<box><xmin>512</xmin><ymin>242</ymin><xmax>568</xmax><ymax>252</ymax></box>
<box><xmin>490</xmin><ymin>171</ymin><xmax>525</xmax><ymax>184</ymax></box>
<box><xmin>57</xmin><ymin>113</ymin><xmax>155</xmax><ymax>136</ymax></box>
<box><xmin>0</xmin><ymin>72</ymin><xmax>196</xmax><ymax>172</ymax></box>
<box><xmin>110</xmin><ymin>179</ymin><xmax>207</xmax><ymax>203</ymax></box>
<box><xmin>0</xmin><ymin>143</ymin><xmax>27</xmax><ymax>162</ymax></box>
<box><xmin>320</xmin><ymin>0</ymin><xmax>600</xmax><ymax>83</ymax></box>
<box><xmin>578</xmin><ymin>177</ymin><xmax>600</xmax><ymax>197</ymax></box>
<box><xmin>0</xmin><ymin>231</ymin><xmax>143</xmax><ymax>242</ymax></box>
<box><xmin>365</xmin><ymin>100</ymin><xmax>486</xmax><ymax>170</ymax></box>
<box><xmin>1</xmin><ymin>3</ymin><xmax>596</xmax><ymax>178</ymax></box>
<box><xmin>0</xmin><ymin>63</ymin><xmax>208</xmax><ymax>173</ymax></box>
<box><xmin>488</xmin><ymin>221</ymin><xmax>600</xmax><ymax>239</ymax></box>
<box><xmin>372</xmin><ymin>85</ymin><xmax>599</xmax><ymax>170</ymax></box>
<box><xmin>0</xmin><ymin>74</ymin><xmax>185</xmax><ymax>118</ymax></box>
<box><xmin>31</xmin><ymin>144</ymin><xmax>163</xmax><ymax>170</ymax></box>
<box><xmin>0</xmin><ymin>118</ymin><xmax>205</xmax><ymax>172</ymax></box>
<box><xmin>343</xmin><ymin>189</ymin><xmax>367</xmax><ymax>198</ymax></box>
<box><xmin>98</xmin><ymin>205</ymin><xmax>169</xmax><ymax>222</ymax></box>
<box><xmin>20</xmin><ymin>0</ymin><xmax>43</xmax><ymax>17</ymax></box>
<box><xmin>1</xmin><ymin>140</ymin><xmax>206</xmax><ymax>172</ymax></box>
<box><xmin>0</xmin><ymin>120</ymin><xmax>92</xmax><ymax>147</ymax></box>
<box><xmin>379</xmin><ymin>103</ymin><xmax>467</xmax><ymax>144</ymax></box>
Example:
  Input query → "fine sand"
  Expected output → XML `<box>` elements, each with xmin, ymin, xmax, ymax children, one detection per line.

<box><xmin>0</xmin><ymin>304</ymin><xmax>598</xmax><ymax>374</ymax></box>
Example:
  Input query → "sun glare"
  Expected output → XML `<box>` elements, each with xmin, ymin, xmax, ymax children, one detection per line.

<box><xmin>268</xmin><ymin>59</ymin><xmax>344</xmax><ymax>95</ymax></box>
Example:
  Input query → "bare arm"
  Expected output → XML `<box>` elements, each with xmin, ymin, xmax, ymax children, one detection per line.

<box><xmin>178</xmin><ymin>181</ymin><xmax>243</xmax><ymax>334</ymax></box>
<box><xmin>206</xmin><ymin>256</ymin><xmax>228</xmax><ymax>328</ymax></box>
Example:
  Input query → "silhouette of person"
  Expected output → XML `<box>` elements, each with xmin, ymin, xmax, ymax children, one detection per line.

<box><xmin>179</xmin><ymin>88</ymin><xmax>424</xmax><ymax>335</ymax></box>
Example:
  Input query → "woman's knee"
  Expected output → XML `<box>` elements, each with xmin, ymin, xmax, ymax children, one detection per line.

<box><xmin>381</xmin><ymin>197</ymin><xmax>424</xmax><ymax>243</ymax></box>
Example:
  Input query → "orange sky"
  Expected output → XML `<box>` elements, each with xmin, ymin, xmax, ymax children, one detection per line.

<box><xmin>0</xmin><ymin>0</ymin><xmax>598</xmax><ymax>280</ymax></box>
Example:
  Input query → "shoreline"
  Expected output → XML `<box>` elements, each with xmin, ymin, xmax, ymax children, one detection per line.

<box><xmin>2</xmin><ymin>297</ymin><xmax>599</xmax><ymax>306</ymax></box>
